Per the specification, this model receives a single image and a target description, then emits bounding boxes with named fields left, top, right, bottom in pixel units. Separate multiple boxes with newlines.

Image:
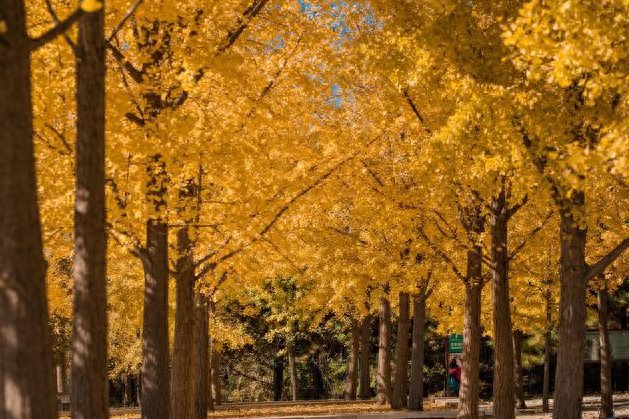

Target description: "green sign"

left=449, top=334, right=463, bottom=354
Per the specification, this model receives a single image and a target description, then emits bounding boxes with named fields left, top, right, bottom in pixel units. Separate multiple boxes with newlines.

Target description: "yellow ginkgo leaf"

left=0, top=20, right=7, bottom=34
left=80, top=0, right=103, bottom=13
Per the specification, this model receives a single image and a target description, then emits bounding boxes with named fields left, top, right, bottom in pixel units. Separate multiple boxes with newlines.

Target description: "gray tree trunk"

left=359, top=315, right=371, bottom=399
left=542, top=289, right=552, bottom=413
left=0, top=2, right=57, bottom=417
left=513, top=330, right=527, bottom=409
left=171, top=226, right=196, bottom=419
left=598, top=283, right=613, bottom=419
left=194, top=293, right=210, bottom=419
left=458, top=247, right=483, bottom=419
left=71, top=3, right=108, bottom=418
left=377, top=296, right=392, bottom=405
left=409, top=290, right=426, bottom=411
left=141, top=219, right=170, bottom=419
left=553, top=192, right=587, bottom=419
left=345, top=317, right=360, bottom=400
left=490, top=187, right=515, bottom=419
left=391, top=292, right=410, bottom=409
left=288, top=343, right=298, bottom=401
left=211, top=338, right=222, bottom=405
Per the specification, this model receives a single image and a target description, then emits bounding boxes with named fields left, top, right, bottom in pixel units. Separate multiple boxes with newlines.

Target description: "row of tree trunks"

left=345, top=317, right=360, bottom=400
left=489, top=187, right=515, bottom=419
left=359, top=316, right=372, bottom=399
left=0, top=2, right=57, bottom=417
left=391, top=292, right=410, bottom=409
left=140, top=220, right=170, bottom=419
left=377, top=296, right=392, bottom=405
left=409, top=290, right=427, bottom=411
left=72, top=3, right=109, bottom=418
left=513, top=330, right=527, bottom=410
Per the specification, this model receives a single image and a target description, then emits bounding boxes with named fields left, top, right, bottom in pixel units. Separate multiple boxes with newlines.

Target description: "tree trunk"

left=194, top=293, right=210, bottom=419
left=211, top=344, right=222, bottom=405
left=171, top=226, right=196, bottom=419
left=542, top=289, right=552, bottom=413
left=288, top=344, right=298, bottom=401
left=309, top=351, right=326, bottom=399
left=141, top=220, right=169, bottom=419
left=123, top=375, right=133, bottom=406
left=553, top=193, right=587, bottom=419
left=3, top=183, right=58, bottom=413
left=598, top=283, right=613, bottom=419
left=458, top=248, right=483, bottom=419
left=345, top=317, right=360, bottom=400
left=513, top=330, right=527, bottom=409
left=392, top=292, right=410, bottom=409
left=273, top=354, right=284, bottom=401
left=409, top=290, right=426, bottom=411
left=377, top=297, right=392, bottom=405
left=490, top=188, right=515, bottom=419
left=359, top=316, right=372, bottom=400
left=71, top=3, right=108, bottom=418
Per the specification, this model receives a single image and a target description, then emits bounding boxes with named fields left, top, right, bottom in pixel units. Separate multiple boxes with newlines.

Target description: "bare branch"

left=107, top=0, right=143, bottom=43
left=417, top=225, right=465, bottom=282
left=31, top=7, right=83, bottom=51
left=215, top=0, right=270, bottom=56
left=43, top=0, right=77, bottom=52
left=509, top=211, right=554, bottom=261
left=402, top=87, right=432, bottom=134
left=585, top=237, right=629, bottom=281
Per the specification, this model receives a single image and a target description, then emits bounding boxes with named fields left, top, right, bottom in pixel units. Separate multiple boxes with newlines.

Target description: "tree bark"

left=542, top=288, right=552, bottom=413
left=211, top=343, right=222, bottom=405
left=0, top=14, right=57, bottom=403
left=392, top=292, right=410, bottom=409
left=359, top=316, right=372, bottom=400
left=123, top=375, right=133, bottom=406
left=194, top=293, right=210, bottom=419
left=409, top=290, right=426, bottom=411
left=377, top=296, right=392, bottom=405
left=345, top=317, right=360, bottom=400
left=273, top=354, right=284, bottom=401
left=141, top=220, right=169, bottom=419
left=310, top=351, right=326, bottom=399
left=513, top=330, right=527, bottom=409
left=458, top=248, right=483, bottom=419
left=288, top=343, right=298, bottom=401
left=171, top=226, right=196, bottom=419
left=553, top=193, right=587, bottom=419
left=598, top=282, right=613, bottom=419
left=70, top=2, right=108, bottom=418
left=490, top=187, right=515, bottom=419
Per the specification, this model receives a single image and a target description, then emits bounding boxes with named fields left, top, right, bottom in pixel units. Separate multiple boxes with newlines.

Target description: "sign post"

left=447, top=334, right=463, bottom=396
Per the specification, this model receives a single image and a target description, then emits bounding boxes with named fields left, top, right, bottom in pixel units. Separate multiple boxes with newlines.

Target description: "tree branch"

left=107, top=0, right=143, bottom=43
left=417, top=225, right=465, bottom=282
left=31, top=7, right=83, bottom=51
left=507, top=194, right=528, bottom=220
left=509, top=211, right=554, bottom=261
left=585, top=237, right=629, bottom=281
left=215, top=0, right=270, bottom=56
left=42, top=0, right=78, bottom=52
left=402, top=87, right=432, bottom=135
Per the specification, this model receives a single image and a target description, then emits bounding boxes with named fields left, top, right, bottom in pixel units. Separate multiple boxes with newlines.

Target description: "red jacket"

left=449, top=366, right=461, bottom=382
